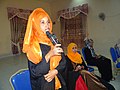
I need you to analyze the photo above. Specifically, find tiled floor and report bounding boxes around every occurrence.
[0,54,120,90]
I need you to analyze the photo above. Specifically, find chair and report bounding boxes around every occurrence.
[77,50,94,73]
[114,46,120,58]
[110,47,120,75]
[81,48,87,61]
[9,69,32,90]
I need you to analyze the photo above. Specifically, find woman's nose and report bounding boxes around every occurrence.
[45,23,50,29]
[45,22,49,26]
[45,24,48,28]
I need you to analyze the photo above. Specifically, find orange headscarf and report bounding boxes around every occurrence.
[22,8,61,89]
[67,43,83,64]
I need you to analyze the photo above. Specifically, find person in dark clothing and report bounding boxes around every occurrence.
[84,38,114,82]
[64,43,88,90]
[23,8,66,90]
[64,43,115,90]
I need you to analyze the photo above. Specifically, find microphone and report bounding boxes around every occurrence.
[46,30,60,45]
[46,30,64,55]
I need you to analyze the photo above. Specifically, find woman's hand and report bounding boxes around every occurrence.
[81,65,84,69]
[51,44,63,56]
[44,69,58,82]
[45,44,63,62]
[75,65,82,71]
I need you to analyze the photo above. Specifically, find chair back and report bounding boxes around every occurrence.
[115,46,120,58]
[82,47,86,60]
[77,50,81,54]
[10,69,32,90]
[110,47,118,63]
[77,50,94,72]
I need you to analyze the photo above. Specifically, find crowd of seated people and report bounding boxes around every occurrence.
[62,42,115,90]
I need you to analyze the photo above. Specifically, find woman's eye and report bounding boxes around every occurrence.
[47,21,50,24]
[72,47,77,49]
[41,21,44,24]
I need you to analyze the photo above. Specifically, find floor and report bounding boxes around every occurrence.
[0,54,120,90]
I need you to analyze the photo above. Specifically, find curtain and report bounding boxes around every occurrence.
[10,16,27,54]
[58,4,88,51]
[7,7,32,55]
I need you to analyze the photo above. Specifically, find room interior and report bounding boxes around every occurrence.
[0,0,120,90]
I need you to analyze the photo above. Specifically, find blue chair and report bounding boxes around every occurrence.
[115,46,120,58]
[88,67,94,72]
[77,50,94,72]
[10,69,32,90]
[110,47,120,75]
[81,48,87,60]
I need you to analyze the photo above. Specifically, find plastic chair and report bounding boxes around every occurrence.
[115,47,120,58]
[9,69,32,90]
[87,67,94,72]
[110,47,120,75]
[77,50,94,73]
[81,48,87,61]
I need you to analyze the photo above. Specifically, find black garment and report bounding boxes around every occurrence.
[96,76,115,90]
[63,55,88,90]
[84,47,113,82]
[28,43,66,90]
[65,55,115,90]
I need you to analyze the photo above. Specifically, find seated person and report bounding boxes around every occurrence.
[114,43,120,58]
[84,38,114,82]
[64,43,115,90]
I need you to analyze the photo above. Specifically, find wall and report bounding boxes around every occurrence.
[88,0,120,58]
[0,0,120,58]
[0,0,51,57]
[50,0,120,57]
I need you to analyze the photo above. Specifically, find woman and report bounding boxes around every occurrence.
[84,38,114,82]
[64,43,88,90]
[65,43,115,90]
[65,43,88,90]
[23,8,66,90]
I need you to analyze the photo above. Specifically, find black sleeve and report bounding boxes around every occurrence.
[28,57,49,79]
[65,55,74,71]
[84,47,94,60]
[28,44,50,79]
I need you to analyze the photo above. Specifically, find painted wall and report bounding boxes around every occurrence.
[0,0,51,57]
[50,0,120,57]
[0,0,120,58]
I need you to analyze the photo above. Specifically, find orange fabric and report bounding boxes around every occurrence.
[67,43,83,64]
[22,8,61,89]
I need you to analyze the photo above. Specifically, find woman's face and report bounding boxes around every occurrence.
[72,46,78,53]
[40,17,50,33]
